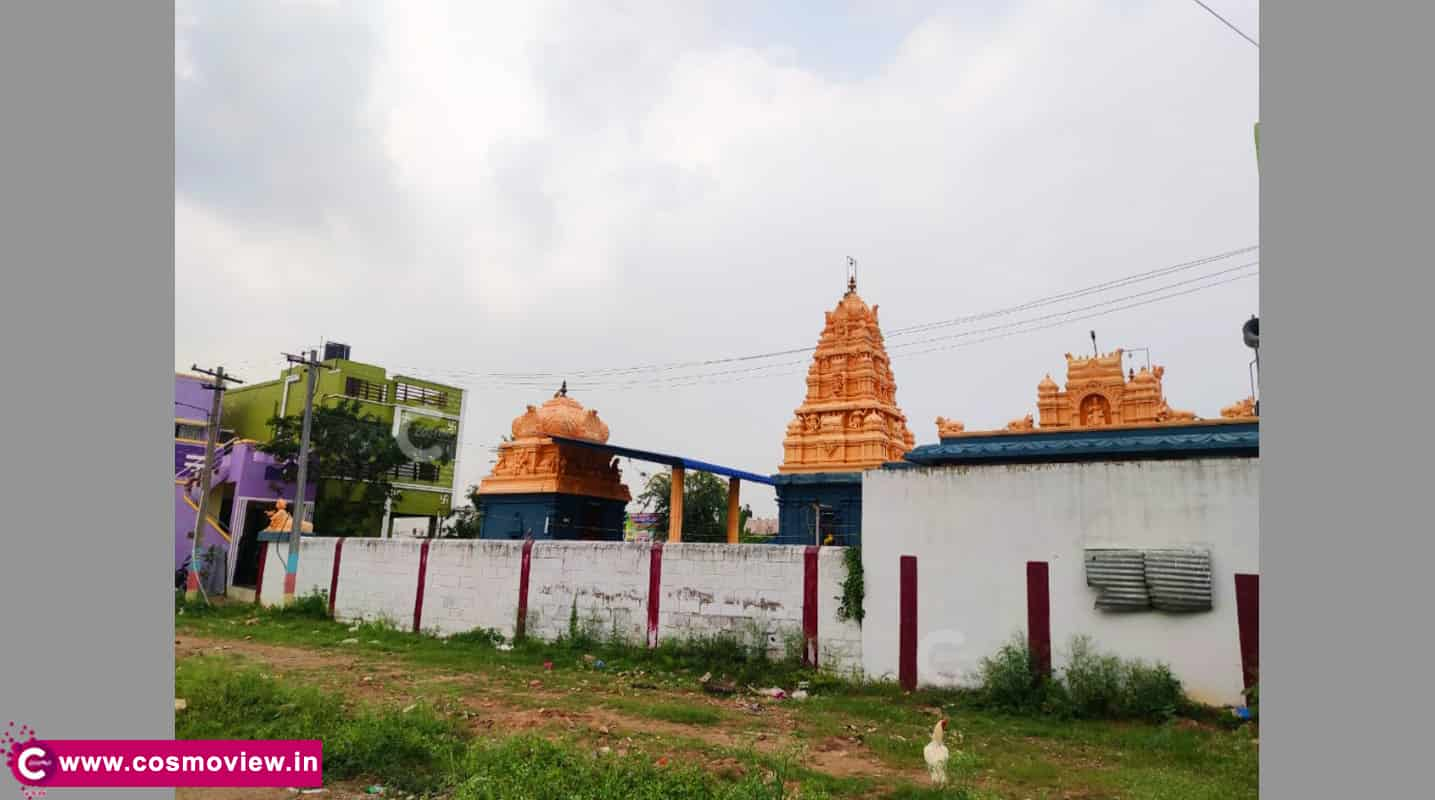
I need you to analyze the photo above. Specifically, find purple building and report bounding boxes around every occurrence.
[174,373,314,598]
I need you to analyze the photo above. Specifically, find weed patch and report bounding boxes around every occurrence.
[175,658,464,795]
[453,736,820,800]
[970,633,1188,721]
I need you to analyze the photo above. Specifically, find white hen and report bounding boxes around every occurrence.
[924,718,949,786]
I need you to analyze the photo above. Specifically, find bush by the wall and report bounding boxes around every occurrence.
[976,635,1037,711]
[1062,635,1124,718]
[973,633,1188,721]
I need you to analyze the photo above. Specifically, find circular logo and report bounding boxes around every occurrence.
[12,741,56,786]
[395,415,457,465]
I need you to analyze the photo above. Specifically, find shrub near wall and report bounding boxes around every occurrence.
[974,634,1188,721]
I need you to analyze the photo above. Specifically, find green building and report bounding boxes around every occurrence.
[222,344,466,537]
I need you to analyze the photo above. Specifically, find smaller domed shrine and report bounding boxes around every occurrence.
[475,384,631,541]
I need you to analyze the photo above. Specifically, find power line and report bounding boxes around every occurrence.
[389,244,1258,385]
[886,261,1258,351]
[885,245,1258,337]
[1188,0,1259,48]
[891,270,1259,361]
[411,264,1256,394]
[640,270,1261,390]
[433,262,1256,390]
[595,267,1259,390]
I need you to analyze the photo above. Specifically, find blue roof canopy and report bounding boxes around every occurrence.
[900,421,1259,466]
[549,436,776,486]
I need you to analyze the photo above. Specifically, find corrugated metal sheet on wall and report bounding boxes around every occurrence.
[1086,550,1150,611]
[1145,550,1213,611]
[1085,548,1212,612]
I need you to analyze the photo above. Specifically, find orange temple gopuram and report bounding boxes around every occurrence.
[779,276,915,473]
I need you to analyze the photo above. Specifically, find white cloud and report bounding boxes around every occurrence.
[176,0,1260,515]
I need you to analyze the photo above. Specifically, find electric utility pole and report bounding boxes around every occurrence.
[281,349,323,606]
[186,365,244,601]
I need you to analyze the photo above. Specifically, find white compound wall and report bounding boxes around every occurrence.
[860,457,1259,705]
[259,538,863,675]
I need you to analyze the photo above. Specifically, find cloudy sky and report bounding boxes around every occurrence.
[176,0,1259,516]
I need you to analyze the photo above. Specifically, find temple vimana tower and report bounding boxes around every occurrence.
[772,275,914,546]
[475,384,631,541]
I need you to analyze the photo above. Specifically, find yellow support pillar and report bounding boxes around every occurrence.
[668,465,685,543]
[726,477,741,544]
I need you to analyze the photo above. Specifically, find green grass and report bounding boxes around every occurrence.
[176,659,840,799]
[604,697,725,726]
[175,658,466,795]
[452,736,817,800]
[176,598,1259,799]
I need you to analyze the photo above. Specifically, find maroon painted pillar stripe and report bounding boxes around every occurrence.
[412,540,432,634]
[1234,573,1260,691]
[802,546,819,667]
[253,543,269,605]
[898,555,918,691]
[1026,561,1052,681]
[327,537,346,618]
[515,539,535,640]
[797,545,820,663]
[647,542,665,649]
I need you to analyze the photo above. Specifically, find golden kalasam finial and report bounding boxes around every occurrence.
[846,256,858,294]
[556,380,567,398]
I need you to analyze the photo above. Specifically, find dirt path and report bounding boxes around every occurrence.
[175,634,921,789]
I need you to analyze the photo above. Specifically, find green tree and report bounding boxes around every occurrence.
[260,399,433,537]
[635,471,751,542]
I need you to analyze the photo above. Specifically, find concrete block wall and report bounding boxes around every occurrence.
[816,547,864,675]
[256,537,337,609]
[658,543,804,659]
[259,538,864,673]
[329,538,422,628]
[420,540,525,638]
[524,542,652,645]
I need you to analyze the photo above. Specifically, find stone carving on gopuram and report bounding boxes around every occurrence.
[1220,396,1258,419]
[1033,350,1198,428]
[477,382,631,502]
[779,276,915,473]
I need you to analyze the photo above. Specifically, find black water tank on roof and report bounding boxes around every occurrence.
[324,342,351,362]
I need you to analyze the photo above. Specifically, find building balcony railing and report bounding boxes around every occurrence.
[394,381,457,412]
[344,377,388,404]
[391,461,443,484]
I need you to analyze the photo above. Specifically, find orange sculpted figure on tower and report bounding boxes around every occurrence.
[935,417,966,437]
[779,276,914,473]
[477,384,631,503]
[1221,396,1258,419]
[1005,414,1035,432]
